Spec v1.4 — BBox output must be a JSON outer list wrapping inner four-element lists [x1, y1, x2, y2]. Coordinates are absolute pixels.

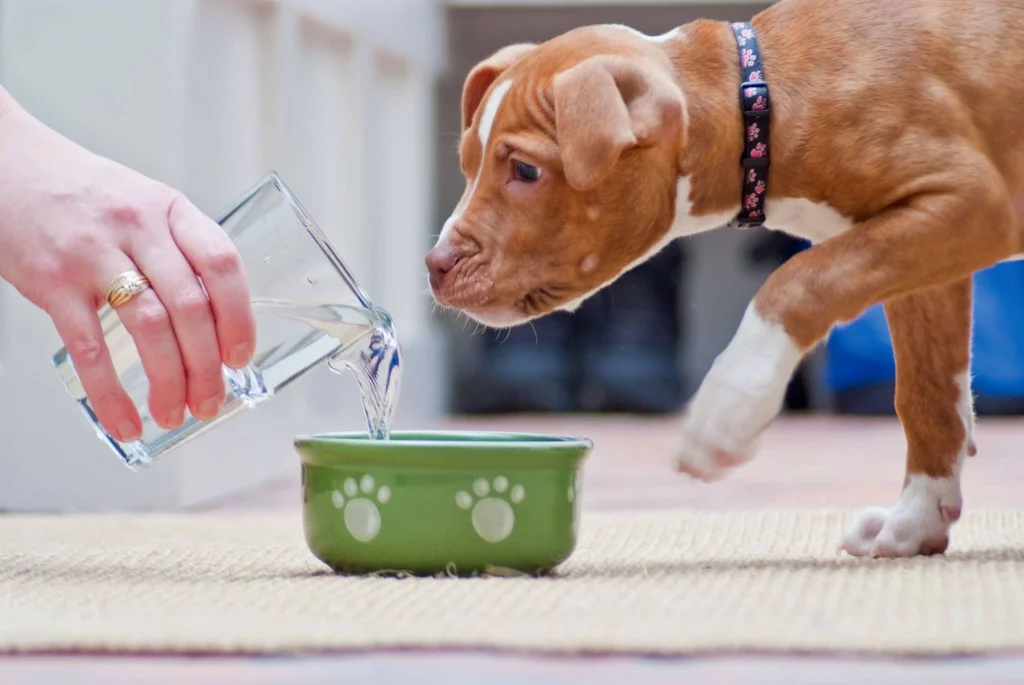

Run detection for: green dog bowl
[[294, 430, 592, 576]]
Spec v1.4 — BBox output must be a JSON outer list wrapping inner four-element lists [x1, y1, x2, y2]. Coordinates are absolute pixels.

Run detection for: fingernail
[[197, 398, 221, 419], [227, 343, 253, 368], [118, 421, 141, 443], [169, 407, 186, 427]]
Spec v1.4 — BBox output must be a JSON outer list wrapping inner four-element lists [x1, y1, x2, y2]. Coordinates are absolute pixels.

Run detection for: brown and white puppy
[[426, 0, 1024, 558]]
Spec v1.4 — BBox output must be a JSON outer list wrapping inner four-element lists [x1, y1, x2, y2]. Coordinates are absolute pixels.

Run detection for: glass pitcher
[[52, 172, 398, 469]]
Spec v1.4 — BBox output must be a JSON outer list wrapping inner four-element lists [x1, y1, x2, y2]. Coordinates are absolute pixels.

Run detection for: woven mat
[[2, 509, 1024, 657]]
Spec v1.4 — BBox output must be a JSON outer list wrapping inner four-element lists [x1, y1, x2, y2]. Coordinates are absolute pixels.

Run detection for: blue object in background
[[825, 259, 1024, 400], [824, 301, 895, 394]]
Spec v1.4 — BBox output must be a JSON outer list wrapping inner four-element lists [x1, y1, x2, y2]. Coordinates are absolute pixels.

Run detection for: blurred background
[[0, 0, 1022, 513]]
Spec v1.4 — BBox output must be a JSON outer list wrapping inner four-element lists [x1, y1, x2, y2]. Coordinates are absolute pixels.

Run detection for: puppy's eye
[[513, 161, 542, 183]]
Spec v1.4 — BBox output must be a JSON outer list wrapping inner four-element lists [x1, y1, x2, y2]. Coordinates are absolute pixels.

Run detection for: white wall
[[0, 0, 447, 512]]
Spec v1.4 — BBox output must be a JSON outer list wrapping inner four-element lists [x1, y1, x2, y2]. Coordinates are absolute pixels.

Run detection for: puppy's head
[[427, 26, 687, 327]]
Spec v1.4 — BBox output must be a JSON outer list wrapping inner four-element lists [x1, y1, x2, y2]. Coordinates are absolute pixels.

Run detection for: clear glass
[[52, 172, 393, 469]]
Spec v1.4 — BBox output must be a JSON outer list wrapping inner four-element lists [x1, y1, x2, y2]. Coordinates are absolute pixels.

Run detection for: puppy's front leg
[[674, 299, 802, 480], [840, 279, 974, 558], [675, 173, 1013, 482]]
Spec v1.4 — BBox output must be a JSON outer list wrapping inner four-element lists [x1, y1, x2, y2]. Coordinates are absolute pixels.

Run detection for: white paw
[[676, 303, 801, 480], [456, 476, 524, 543], [331, 474, 391, 542], [675, 380, 767, 480], [840, 475, 963, 558]]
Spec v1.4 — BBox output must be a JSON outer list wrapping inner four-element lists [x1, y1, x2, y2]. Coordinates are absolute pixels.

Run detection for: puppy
[[426, 0, 1024, 558]]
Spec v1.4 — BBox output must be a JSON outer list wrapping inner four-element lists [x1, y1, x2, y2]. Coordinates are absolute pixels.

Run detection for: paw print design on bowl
[[455, 476, 525, 543], [331, 474, 391, 542]]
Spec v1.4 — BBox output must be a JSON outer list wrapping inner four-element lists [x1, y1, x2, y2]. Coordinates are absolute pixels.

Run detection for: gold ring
[[103, 270, 151, 309]]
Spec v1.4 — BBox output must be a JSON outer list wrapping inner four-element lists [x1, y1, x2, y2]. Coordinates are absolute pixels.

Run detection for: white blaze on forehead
[[478, 79, 513, 145], [438, 79, 514, 243]]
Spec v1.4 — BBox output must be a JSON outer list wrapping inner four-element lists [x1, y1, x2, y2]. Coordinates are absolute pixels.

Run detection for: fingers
[[48, 293, 143, 443], [167, 195, 256, 370], [99, 255, 189, 431], [132, 237, 227, 422], [49, 193, 255, 442]]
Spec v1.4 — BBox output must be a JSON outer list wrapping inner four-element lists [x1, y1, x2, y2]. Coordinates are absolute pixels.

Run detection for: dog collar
[[727, 21, 771, 229]]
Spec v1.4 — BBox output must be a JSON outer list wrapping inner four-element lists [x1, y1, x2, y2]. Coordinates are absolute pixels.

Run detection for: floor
[[4, 413, 1024, 684]]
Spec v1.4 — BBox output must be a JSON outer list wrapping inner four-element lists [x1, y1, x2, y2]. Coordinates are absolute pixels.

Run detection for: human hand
[[0, 91, 257, 443]]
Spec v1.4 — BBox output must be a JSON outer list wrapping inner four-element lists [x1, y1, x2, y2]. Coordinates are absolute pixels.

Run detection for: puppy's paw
[[840, 476, 963, 558], [675, 387, 764, 481], [675, 302, 801, 481], [838, 506, 892, 557], [674, 365, 786, 481]]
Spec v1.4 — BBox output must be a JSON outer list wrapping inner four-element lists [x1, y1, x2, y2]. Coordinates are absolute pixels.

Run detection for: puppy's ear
[[462, 43, 537, 131], [553, 55, 685, 191]]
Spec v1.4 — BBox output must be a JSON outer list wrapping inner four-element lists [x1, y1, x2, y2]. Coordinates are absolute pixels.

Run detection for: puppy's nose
[[426, 246, 462, 290]]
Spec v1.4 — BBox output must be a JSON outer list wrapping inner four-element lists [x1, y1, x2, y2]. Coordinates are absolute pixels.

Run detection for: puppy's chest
[[762, 197, 853, 244], [670, 179, 854, 243]]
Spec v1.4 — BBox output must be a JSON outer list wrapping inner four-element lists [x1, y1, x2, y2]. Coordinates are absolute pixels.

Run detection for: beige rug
[[2, 509, 1024, 657]]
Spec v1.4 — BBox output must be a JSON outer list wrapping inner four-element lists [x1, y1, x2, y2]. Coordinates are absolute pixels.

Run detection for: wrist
[[0, 86, 28, 246], [0, 85, 23, 121]]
